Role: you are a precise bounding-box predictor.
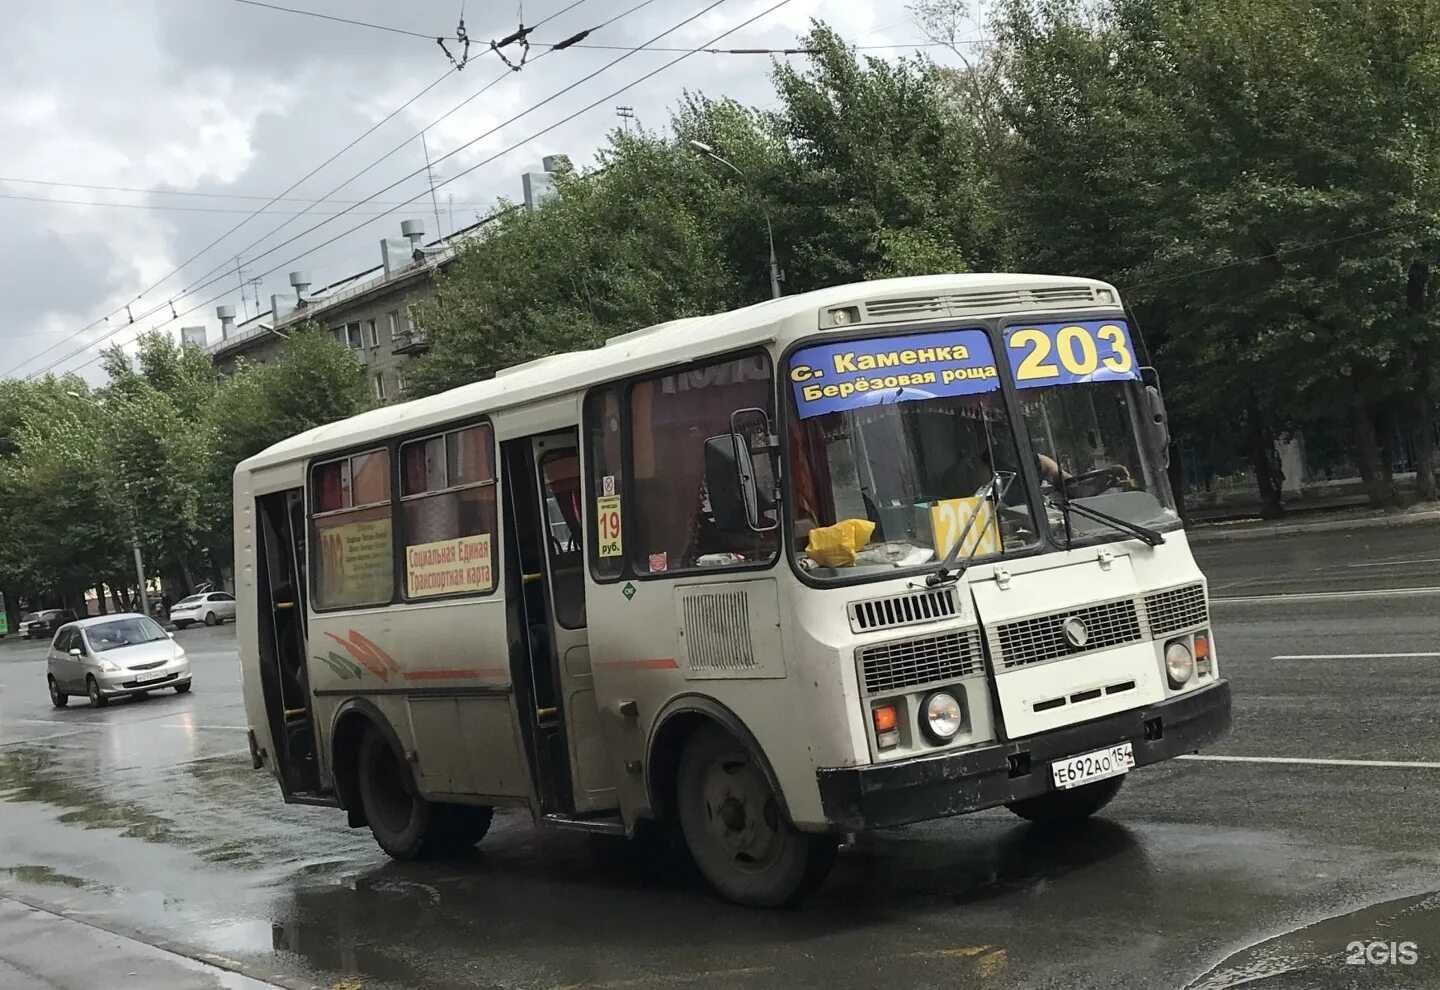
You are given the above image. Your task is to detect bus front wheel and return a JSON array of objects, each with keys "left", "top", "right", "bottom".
[
  {"left": 356, "top": 729, "right": 493, "bottom": 859},
  {"left": 1005, "top": 775, "right": 1126, "bottom": 828},
  {"left": 676, "top": 725, "right": 836, "bottom": 907}
]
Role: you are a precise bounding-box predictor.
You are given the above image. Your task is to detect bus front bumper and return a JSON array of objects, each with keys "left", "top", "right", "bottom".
[{"left": 816, "top": 679, "right": 1231, "bottom": 831}]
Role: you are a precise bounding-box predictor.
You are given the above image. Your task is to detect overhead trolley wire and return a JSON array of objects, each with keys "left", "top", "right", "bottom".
[{"left": 34, "top": 0, "right": 797, "bottom": 380}]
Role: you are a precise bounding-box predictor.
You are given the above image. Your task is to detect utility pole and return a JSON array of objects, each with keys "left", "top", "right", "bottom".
[
  {"left": 616, "top": 105, "right": 636, "bottom": 134},
  {"left": 422, "top": 130, "right": 444, "bottom": 237},
  {"left": 689, "top": 140, "right": 782, "bottom": 299}
]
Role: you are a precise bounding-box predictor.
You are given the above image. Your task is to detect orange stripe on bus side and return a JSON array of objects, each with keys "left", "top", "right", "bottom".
[{"left": 594, "top": 658, "right": 679, "bottom": 672}]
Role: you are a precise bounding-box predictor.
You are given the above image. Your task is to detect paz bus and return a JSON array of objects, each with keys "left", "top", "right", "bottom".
[{"left": 235, "top": 273, "right": 1231, "bottom": 906}]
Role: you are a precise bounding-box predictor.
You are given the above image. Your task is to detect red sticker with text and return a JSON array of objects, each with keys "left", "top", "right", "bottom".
[{"left": 648, "top": 552, "right": 668, "bottom": 573}]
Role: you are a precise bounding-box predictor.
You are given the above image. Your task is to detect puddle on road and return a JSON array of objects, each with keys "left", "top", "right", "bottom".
[
  {"left": 1187, "top": 889, "right": 1440, "bottom": 988},
  {"left": 0, "top": 746, "right": 178, "bottom": 843},
  {"left": 0, "top": 864, "right": 107, "bottom": 891}
]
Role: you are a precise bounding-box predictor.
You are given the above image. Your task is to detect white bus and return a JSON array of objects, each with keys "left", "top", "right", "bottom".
[{"left": 235, "top": 273, "right": 1230, "bottom": 907}]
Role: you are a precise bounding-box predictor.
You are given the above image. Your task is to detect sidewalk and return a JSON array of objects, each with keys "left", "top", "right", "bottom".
[
  {"left": 0, "top": 894, "right": 289, "bottom": 990},
  {"left": 1188, "top": 504, "right": 1440, "bottom": 544}
]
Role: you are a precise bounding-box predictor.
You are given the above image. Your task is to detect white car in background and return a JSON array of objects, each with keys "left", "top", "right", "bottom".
[{"left": 169, "top": 592, "right": 236, "bottom": 629}]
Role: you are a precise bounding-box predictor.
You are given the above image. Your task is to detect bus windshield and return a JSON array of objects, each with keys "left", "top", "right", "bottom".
[
  {"left": 1000, "top": 319, "right": 1178, "bottom": 542},
  {"left": 1017, "top": 379, "right": 1179, "bottom": 541},
  {"left": 787, "top": 328, "right": 1040, "bottom": 580}
]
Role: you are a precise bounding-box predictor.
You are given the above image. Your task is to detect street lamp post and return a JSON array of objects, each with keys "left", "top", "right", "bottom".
[
  {"left": 68, "top": 391, "right": 150, "bottom": 617},
  {"left": 689, "top": 140, "right": 782, "bottom": 300}
]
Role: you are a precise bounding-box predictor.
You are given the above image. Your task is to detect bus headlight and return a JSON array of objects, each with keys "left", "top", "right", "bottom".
[
  {"left": 920, "top": 691, "right": 963, "bottom": 743},
  {"left": 1165, "top": 641, "right": 1194, "bottom": 688}
]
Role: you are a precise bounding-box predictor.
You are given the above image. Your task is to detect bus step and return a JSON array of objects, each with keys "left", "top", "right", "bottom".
[{"left": 541, "top": 813, "right": 626, "bottom": 836}]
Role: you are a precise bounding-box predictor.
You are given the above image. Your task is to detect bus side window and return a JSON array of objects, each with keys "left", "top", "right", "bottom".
[
  {"left": 627, "top": 354, "right": 778, "bottom": 575},
  {"left": 310, "top": 449, "right": 394, "bottom": 609},
  {"left": 584, "top": 387, "right": 625, "bottom": 580},
  {"left": 399, "top": 423, "right": 499, "bottom": 599}
]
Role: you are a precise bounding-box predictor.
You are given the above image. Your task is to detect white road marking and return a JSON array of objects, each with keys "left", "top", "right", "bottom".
[
  {"left": 1347, "top": 556, "right": 1440, "bottom": 568},
  {"left": 1213, "top": 586, "right": 1440, "bottom": 603},
  {"left": 1271, "top": 652, "right": 1440, "bottom": 660},
  {"left": 1179, "top": 754, "right": 1440, "bottom": 769}
]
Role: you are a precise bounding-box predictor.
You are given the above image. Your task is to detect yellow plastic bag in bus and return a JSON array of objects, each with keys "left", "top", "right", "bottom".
[{"left": 806, "top": 518, "right": 877, "bottom": 568}]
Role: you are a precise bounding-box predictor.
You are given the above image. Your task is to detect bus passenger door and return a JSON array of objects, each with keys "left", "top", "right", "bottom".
[
  {"left": 531, "top": 433, "right": 617, "bottom": 813},
  {"left": 255, "top": 488, "right": 321, "bottom": 795},
  {"left": 509, "top": 428, "right": 610, "bottom": 817}
]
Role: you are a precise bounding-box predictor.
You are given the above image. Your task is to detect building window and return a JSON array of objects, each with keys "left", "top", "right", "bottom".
[
  {"left": 373, "top": 372, "right": 387, "bottom": 401},
  {"left": 333, "top": 322, "right": 363, "bottom": 351},
  {"left": 366, "top": 319, "right": 379, "bottom": 348},
  {"left": 310, "top": 449, "right": 394, "bottom": 609},
  {"left": 388, "top": 311, "right": 402, "bottom": 343},
  {"left": 399, "top": 424, "right": 498, "bottom": 598}
]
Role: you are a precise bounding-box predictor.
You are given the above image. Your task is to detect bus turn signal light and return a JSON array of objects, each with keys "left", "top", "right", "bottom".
[
  {"left": 873, "top": 704, "right": 898, "bottom": 733},
  {"left": 1194, "top": 632, "right": 1211, "bottom": 674}
]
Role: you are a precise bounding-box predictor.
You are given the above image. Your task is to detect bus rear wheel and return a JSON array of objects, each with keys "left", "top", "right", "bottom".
[
  {"left": 1005, "top": 775, "right": 1126, "bottom": 828},
  {"left": 356, "top": 729, "right": 493, "bottom": 859},
  {"left": 675, "top": 725, "right": 836, "bottom": 908}
]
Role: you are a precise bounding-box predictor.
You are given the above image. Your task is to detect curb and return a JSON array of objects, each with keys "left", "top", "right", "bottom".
[
  {"left": 0, "top": 887, "right": 320, "bottom": 990},
  {"left": 1188, "top": 510, "right": 1440, "bottom": 544}
]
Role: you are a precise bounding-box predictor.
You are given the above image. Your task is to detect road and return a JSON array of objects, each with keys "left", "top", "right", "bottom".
[{"left": 0, "top": 523, "right": 1436, "bottom": 989}]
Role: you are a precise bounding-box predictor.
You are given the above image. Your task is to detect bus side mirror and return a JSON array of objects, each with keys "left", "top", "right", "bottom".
[
  {"left": 1144, "top": 384, "right": 1171, "bottom": 465},
  {"left": 704, "top": 435, "right": 753, "bottom": 533},
  {"left": 704, "top": 408, "right": 779, "bottom": 534}
]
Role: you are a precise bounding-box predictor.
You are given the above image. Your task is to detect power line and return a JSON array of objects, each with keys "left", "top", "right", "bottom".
[
  {"left": 0, "top": 175, "right": 492, "bottom": 207},
  {"left": 1, "top": 65, "right": 459, "bottom": 379},
  {"left": 225, "top": 0, "right": 459, "bottom": 41},
  {"left": 47, "top": 0, "right": 663, "bottom": 345},
  {"left": 36, "top": 0, "right": 798, "bottom": 381},
  {"left": 115, "top": 0, "right": 618, "bottom": 318},
  {"left": 0, "top": 191, "right": 487, "bottom": 216},
  {"left": 5, "top": 0, "right": 617, "bottom": 380},
  {"left": 542, "top": 40, "right": 969, "bottom": 52}
]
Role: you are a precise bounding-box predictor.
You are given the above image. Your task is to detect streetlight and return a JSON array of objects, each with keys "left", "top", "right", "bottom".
[
  {"left": 689, "top": 140, "right": 783, "bottom": 300},
  {"left": 68, "top": 390, "right": 151, "bottom": 618}
]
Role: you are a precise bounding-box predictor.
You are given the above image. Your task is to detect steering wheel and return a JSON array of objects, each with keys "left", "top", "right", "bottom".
[{"left": 1060, "top": 465, "right": 1135, "bottom": 498}]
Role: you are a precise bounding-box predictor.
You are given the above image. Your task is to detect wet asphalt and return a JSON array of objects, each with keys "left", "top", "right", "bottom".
[{"left": 0, "top": 523, "right": 1437, "bottom": 990}]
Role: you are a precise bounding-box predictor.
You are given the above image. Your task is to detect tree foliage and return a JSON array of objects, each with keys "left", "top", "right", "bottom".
[{"left": 0, "top": 328, "right": 368, "bottom": 622}]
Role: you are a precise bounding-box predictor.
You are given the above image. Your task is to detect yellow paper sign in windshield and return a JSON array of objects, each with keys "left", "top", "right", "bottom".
[{"left": 930, "top": 497, "right": 1000, "bottom": 559}]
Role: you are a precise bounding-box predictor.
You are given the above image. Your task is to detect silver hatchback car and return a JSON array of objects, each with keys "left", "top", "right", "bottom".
[{"left": 46, "top": 614, "right": 193, "bottom": 708}]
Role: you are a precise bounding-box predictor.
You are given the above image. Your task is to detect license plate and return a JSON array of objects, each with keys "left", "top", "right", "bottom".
[
  {"left": 1051, "top": 742, "right": 1134, "bottom": 790},
  {"left": 136, "top": 671, "right": 170, "bottom": 683}
]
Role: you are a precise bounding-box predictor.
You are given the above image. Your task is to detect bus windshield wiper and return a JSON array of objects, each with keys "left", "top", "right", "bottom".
[
  {"left": 1047, "top": 492, "right": 1165, "bottom": 547},
  {"left": 927, "top": 471, "right": 1013, "bottom": 587}
]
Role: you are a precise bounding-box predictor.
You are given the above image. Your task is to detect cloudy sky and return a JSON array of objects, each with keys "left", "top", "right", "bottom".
[{"left": 0, "top": 0, "right": 970, "bottom": 382}]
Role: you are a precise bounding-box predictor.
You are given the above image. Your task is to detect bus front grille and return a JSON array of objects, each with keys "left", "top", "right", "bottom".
[
  {"left": 848, "top": 586, "right": 958, "bottom": 633},
  {"left": 993, "top": 598, "right": 1143, "bottom": 669},
  {"left": 1142, "top": 583, "right": 1209, "bottom": 636},
  {"left": 859, "top": 629, "right": 985, "bottom": 695}
]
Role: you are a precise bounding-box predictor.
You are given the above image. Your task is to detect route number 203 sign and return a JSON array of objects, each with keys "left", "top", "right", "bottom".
[{"left": 1005, "top": 319, "right": 1140, "bottom": 389}]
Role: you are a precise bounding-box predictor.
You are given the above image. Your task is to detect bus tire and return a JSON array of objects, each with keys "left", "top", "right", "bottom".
[
  {"left": 676, "top": 724, "right": 836, "bottom": 907},
  {"left": 433, "top": 804, "right": 494, "bottom": 852},
  {"left": 357, "top": 728, "right": 436, "bottom": 860},
  {"left": 1005, "top": 775, "right": 1126, "bottom": 827}
]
